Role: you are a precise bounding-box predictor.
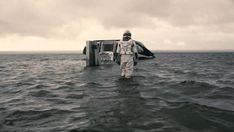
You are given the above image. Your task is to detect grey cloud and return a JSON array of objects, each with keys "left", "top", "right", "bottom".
[
  {"left": 1, "top": 0, "right": 234, "bottom": 37},
  {"left": 57, "top": 0, "right": 158, "bottom": 28},
  {"left": 125, "top": 0, "right": 234, "bottom": 27},
  {"left": 0, "top": 0, "right": 65, "bottom": 36},
  {"left": 168, "top": 0, "right": 234, "bottom": 26},
  {"left": 99, "top": 0, "right": 171, "bottom": 28},
  {"left": 0, "top": 0, "right": 157, "bottom": 37}
]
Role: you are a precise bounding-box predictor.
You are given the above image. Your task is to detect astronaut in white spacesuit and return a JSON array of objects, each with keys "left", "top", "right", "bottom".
[{"left": 116, "top": 30, "right": 138, "bottom": 78}]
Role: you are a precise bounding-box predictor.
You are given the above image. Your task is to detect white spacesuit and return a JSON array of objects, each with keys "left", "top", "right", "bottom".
[{"left": 116, "top": 30, "right": 138, "bottom": 78}]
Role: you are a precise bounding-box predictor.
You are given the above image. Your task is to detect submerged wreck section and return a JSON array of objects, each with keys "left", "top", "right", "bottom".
[{"left": 83, "top": 39, "right": 155, "bottom": 66}]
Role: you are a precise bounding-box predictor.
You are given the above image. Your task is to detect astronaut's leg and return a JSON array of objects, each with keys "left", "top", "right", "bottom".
[
  {"left": 120, "top": 55, "right": 128, "bottom": 77},
  {"left": 120, "top": 62, "right": 127, "bottom": 77},
  {"left": 125, "top": 56, "right": 134, "bottom": 78}
]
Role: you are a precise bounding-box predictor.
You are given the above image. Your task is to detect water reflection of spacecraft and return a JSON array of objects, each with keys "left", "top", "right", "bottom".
[{"left": 83, "top": 39, "right": 155, "bottom": 66}]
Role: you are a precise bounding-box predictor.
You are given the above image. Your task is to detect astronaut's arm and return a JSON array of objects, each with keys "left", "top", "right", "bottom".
[{"left": 132, "top": 41, "right": 138, "bottom": 59}]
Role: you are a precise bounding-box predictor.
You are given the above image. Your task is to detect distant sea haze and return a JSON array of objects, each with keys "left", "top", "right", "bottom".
[
  {"left": 0, "top": 50, "right": 83, "bottom": 54},
  {"left": 0, "top": 50, "right": 234, "bottom": 54},
  {"left": 0, "top": 52, "right": 234, "bottom": 132}
]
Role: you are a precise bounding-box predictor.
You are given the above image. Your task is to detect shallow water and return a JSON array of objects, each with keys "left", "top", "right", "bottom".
[{"left": 0, "top": 52, "right": 234, "bottom": 132}]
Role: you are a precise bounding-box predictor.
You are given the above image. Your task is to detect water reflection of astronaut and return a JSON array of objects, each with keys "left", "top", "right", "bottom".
[{"left": 116, "top": 30, "right": 138, "bottom": 78}]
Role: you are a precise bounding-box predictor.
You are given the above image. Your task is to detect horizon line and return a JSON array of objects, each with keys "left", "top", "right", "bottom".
[{"left": 0, "top": 49, "right": 234, "bottom": 54}]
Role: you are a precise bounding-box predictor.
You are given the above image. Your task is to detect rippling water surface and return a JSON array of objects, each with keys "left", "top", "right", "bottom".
[{"left": 0, "top": 52, "right": 234, "bottom": 132}]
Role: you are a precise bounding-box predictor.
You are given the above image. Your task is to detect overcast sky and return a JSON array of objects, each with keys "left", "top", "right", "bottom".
[{"left": 1, "top": 0, "right": 234, "bottom": 51}]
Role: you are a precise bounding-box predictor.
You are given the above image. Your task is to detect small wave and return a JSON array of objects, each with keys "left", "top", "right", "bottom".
[
  {"left": 83, "top": 82, "right": 103, "bottom": 88},
  {"left": 30, "top": 84, "right": 49, "bottom": 89},
  {"left": 207, "top": 87, "right": 234, "bottom": 99},
  {"left": 131, "top": 75, "right": 147, "bottom": 80},
  {"left": 133, "top": 121, "right": 165, "bottom": 131},
  {"left": 160, "top": 101, "right": 234, "bottom": 131},
  {"left": 228, "top": 73, "right": 234, "bottom": 79},
  {"left": 225, "top": 61, "right": 234, "bottom": 66},
  {"left": 54, "top": 85, "right": 71, "bottom": 90},
  {"left": 15, "top": 82, "right": 34, "bottom": 87},
  {"left": 3, "top": 109, "right": 74, "bottom": 126},
  {"left": 94, "top": 92, "right": 119, "bottom": 99},
  {"left": 64, "top": 81, "right": 76, "bottom": 86},
  {"left": 39, "top": 58, "right": 50, "bottom": 61},
  {"left": 170, "top": 80, "right": 217, "bottom": 96},
  {"left": 216, "top": 80, "right": 234, "bottom": 86},
  {"left": 28, "top": 90, "right": 58, "bottom": 98},
  {"left": 185, "top": 71, "right": 205, "bottom": 78},
  {"left": 0, "top": 65, "right": 6, "bottom": 69},
  {"left": 135, "top": 67, "right": 150, "bottom": 72},
  {"left": 17, "top": 64, "right": 29, "bottom": 68},
  {"left": 46, "top": 98, "right": 71, "bottom": 104},
  {"left": 115, "top": 78, "right": 141, "bottom": 88},
  {"left": 65, "top": 93, "right": 86, "bottom": 99},
  {"left": 68, "top": 128, "right": 103, "bottom": 132},
  {"left": 219, "top": 87, "right": 234, "bottom": 93}
]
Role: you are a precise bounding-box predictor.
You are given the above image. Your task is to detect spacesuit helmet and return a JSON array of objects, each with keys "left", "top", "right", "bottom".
[{"left": 123, "top": 30, "right": 131, "bottom": 38}]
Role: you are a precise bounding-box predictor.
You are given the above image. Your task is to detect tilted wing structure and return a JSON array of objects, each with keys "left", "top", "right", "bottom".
[{"left": 134, "top": 41, "right": 155, "bottom": 59}]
